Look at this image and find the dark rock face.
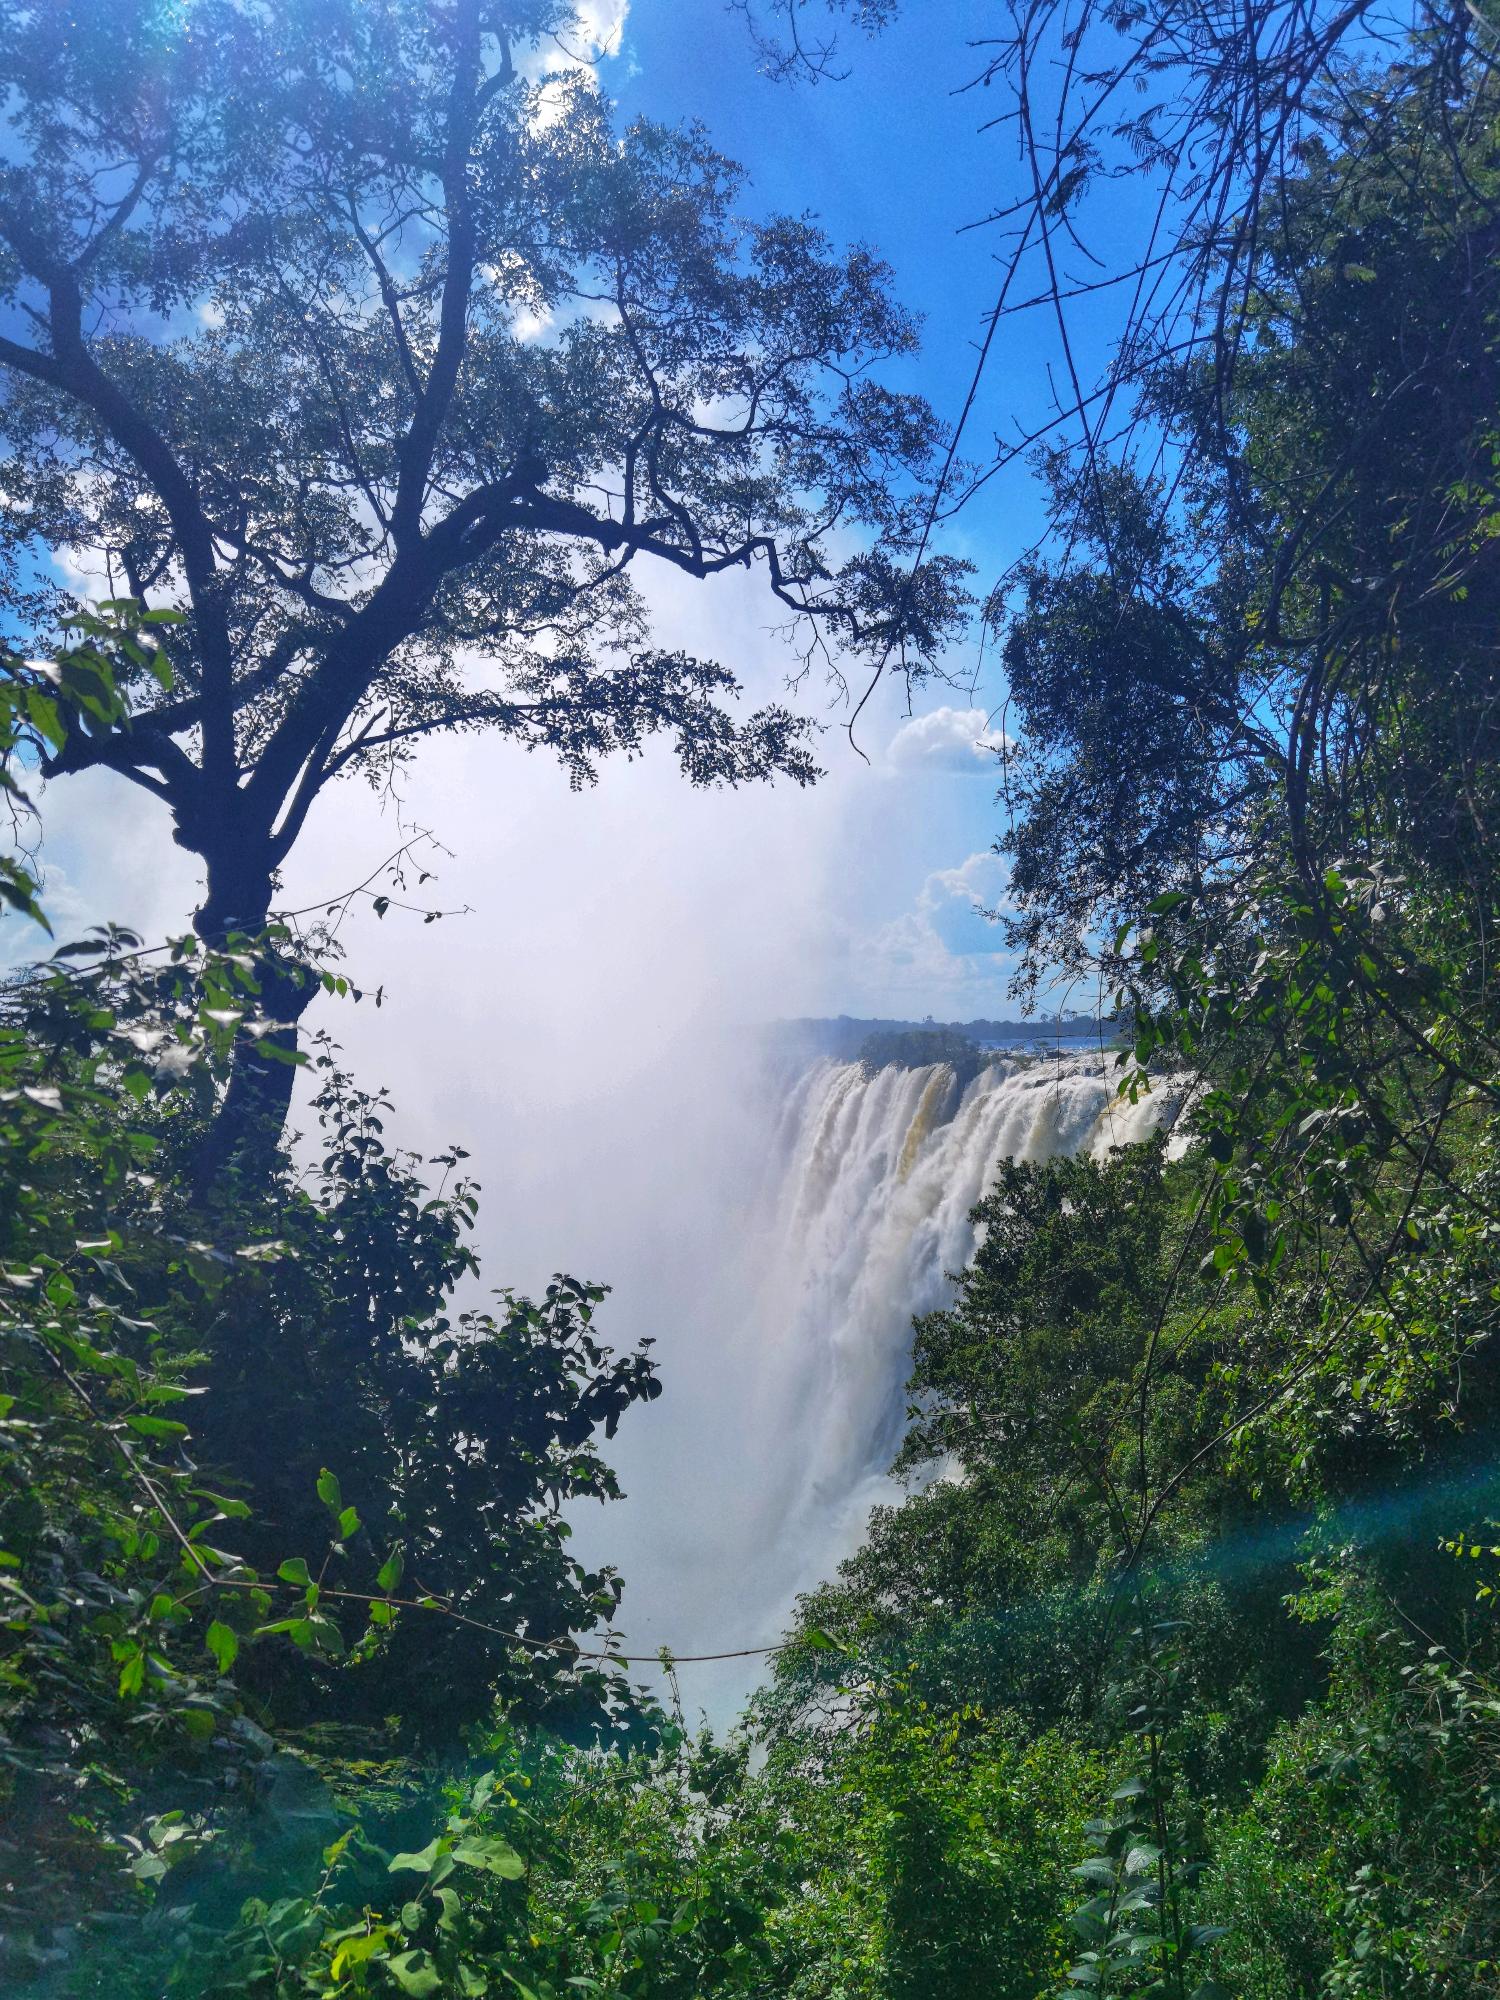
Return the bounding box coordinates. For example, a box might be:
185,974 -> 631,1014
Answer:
855,1026 -> 987,1089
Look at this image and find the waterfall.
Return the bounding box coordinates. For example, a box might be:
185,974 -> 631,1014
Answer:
736,1047 -> 1177,1609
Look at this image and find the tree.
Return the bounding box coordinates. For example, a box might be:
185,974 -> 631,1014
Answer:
766,1142 -> 1288,1735
990,57 -> 1500,1008
0,0 -> 968,1164
189,1055 -> 665,1744
992,461 -> 1260,993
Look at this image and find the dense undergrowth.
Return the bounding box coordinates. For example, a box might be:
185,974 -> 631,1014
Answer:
7,16 -> 1500,2000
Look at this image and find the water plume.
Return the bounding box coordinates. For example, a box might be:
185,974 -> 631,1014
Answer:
593,1045 -> 1178,1718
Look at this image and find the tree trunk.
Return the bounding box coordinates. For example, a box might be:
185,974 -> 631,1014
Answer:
188,838 -> 316,1206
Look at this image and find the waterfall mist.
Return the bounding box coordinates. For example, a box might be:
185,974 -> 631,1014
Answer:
568,1045 -> 1177,1722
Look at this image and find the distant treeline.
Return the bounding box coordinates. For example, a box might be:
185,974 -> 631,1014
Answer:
773,1013 -> 1121,1064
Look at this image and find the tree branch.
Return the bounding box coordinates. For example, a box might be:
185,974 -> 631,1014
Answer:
0,216 -> 233,798
388,0 -> 484,547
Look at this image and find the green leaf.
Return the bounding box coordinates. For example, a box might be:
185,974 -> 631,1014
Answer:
331,1930 -> 396,1979
377,1548 -> 404,1593
252,1035 -> 307,1067
304,1612 -> 344,1655
1240,1208 -> 1271,1264
1073,1859 -> 1118,1887
337,1505 -> 361,1540
389,1838 -> 444,1876
205,1620 -> 239,1673
125,1413 -> 189,1439
277,1557 -> 311,1587
1123,1842 -> 1163,1874
452,1833 -> 525,1879
316,1467 -> 342,1515
1187,1927 -> 1232,1952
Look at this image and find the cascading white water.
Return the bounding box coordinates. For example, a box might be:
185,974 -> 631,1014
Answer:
733,1047 -> 1176,1612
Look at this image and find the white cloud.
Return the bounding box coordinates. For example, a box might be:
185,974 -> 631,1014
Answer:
839,850 -> 1015,1011
887,704 -> 1010,775
574,0 -> 629,58
523,1 -> 630,128
510,301 -> 555,344
2,777 -> 199,971
54,541 -> 113,595
920,850 -> 1010,944
520,0 -> 629,74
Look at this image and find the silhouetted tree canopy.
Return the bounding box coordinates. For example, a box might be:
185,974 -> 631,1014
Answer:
0,0 -> 970,1166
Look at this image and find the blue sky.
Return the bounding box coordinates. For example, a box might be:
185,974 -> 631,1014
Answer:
603,0 -> 1128,1019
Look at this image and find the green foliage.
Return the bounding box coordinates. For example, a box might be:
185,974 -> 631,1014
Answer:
953,50 -> 1500,2000
185,1053 -> 662,1744
0,613 -> 281,1956
894,1140 -> 1203,1505
156,1691 -> 1096,2000
814,1685 -> 1098,1999
994,467 -> 1245,994
773,83 -> 1500,1919
1,618 -> 665,1980
1059,1619 -> 1223,2000
0,603 -> 175,927
0,928 -> 665,1974
1206,1587 -> 1500,1997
